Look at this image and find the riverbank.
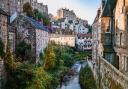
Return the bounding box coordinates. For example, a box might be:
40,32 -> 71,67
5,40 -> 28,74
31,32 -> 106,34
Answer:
79,65 -> 97,89
5,43 -> 88,89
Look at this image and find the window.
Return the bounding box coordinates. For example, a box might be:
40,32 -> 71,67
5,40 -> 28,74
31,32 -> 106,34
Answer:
107,28 -> 110,32
127,58 -> 128,71
127,14 -> 128,31
124,0 -> 125,6
115,33 -> 118,45
124,56 -> 126,71
120,33 -> 122,46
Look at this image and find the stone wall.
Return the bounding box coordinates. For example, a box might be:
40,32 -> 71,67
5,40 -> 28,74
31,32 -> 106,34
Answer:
99,57 -> 128,89
88,56 -> 128,89
0,60 -> 6,89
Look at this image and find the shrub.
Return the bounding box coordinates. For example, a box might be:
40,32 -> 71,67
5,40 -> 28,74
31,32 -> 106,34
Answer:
16,41 -> 31,61
44,46 -> 56,70
79,66 -> 97,89
0,38 -> 4,58
23,2 -> 33,17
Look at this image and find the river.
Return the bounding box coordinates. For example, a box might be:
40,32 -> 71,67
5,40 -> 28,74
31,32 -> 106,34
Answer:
57,61 -> 87,89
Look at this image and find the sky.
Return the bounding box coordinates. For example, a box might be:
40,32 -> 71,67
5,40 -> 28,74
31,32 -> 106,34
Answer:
37,0 -> 101,24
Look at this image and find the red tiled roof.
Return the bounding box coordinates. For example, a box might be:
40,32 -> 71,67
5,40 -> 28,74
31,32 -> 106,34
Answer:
77,33 -> 92,37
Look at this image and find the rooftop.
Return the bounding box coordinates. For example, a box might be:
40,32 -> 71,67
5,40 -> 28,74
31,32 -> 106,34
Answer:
0,8 -> 8,16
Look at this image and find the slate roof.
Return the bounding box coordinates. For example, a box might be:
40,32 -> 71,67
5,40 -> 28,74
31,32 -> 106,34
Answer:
0,8 -> 8,16
77,33 -> 92,38
25,16 -> 48,32
102,0 -> 117,16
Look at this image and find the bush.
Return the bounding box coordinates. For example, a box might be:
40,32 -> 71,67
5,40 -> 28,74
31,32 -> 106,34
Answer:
44,45 -> 56,70
23,2 -> 33,17
0,38 -> 4,58
16,41 -> 31,61
79,66 -> 97,89
6,64 -> 52,89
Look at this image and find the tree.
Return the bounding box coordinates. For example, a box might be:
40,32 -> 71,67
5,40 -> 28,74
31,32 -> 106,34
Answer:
43,18 -> 50,26
44,45 -> 56,70
33,9 -> 50,26
0,38 -> 4,58
4,46 -> 21,71
23,2 -> 33,17
16,41 -> 31,61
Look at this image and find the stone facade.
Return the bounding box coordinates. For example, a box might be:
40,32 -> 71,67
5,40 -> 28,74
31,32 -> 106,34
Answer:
92,8 -> 101,61
0,8 -> 8,52
13,15 -> 48,63
36,28 -> 48,63
49,34 -> 75,47
92,0 -> 128,89
0,8 -> 8,89
114,0 -> 128,76
0,0 -> 9,12
57,8 -> 76,21
49,29 -> 75,47
32,0 -> 48,15
0,60 -> 6,89
75,22 -> 92,51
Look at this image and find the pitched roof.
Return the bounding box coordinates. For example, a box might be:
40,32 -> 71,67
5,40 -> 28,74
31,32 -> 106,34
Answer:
0,8 -> 8,16
102,0 -> 117,16
77,33 -> 92,37
25,16 -> 48,32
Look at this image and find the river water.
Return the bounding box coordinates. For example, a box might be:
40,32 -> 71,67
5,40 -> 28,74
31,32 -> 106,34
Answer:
57,61 -> 87,89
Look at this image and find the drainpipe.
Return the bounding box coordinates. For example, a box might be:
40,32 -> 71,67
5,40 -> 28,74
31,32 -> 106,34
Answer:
99,56 -> 101,89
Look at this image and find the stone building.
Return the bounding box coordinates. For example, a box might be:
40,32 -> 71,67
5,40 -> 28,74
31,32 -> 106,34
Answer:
0,0 -> 9,12
57,8 -> 76,21
12,15 -> 48,63
92,8 -> 101,62
114,0 -> 128,75
0,8 -> 8,89
49,28 -> 75,47
0,8 -> 8,52
8,26 -> 16,53
32,0 -> 48,15
92,0 -> 116,66
75,22 -> 92,51
92,0 -> 128,89
76,33 -> 92,51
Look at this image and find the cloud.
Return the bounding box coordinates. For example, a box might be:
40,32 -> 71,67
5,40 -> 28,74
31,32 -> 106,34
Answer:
37,0 -> 100,24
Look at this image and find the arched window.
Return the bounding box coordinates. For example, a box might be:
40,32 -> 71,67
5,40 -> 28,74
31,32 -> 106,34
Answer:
120,33 -> 122,46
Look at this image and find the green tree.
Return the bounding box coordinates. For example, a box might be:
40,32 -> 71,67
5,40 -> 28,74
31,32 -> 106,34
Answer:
43,18 -> 50,26
23,2 -> 33,17
16,41 -> 31,61
33,9 -> 50,26
0,38 -> 4,58
44,45 -> 56,70
4,46 -> 20,71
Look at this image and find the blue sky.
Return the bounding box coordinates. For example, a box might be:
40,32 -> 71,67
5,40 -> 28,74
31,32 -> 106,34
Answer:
38,0 -> 100,24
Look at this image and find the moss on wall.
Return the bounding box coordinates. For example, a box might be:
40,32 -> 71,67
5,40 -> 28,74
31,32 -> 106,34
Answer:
108,77 -> 123,89
101,75 -> 123,89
